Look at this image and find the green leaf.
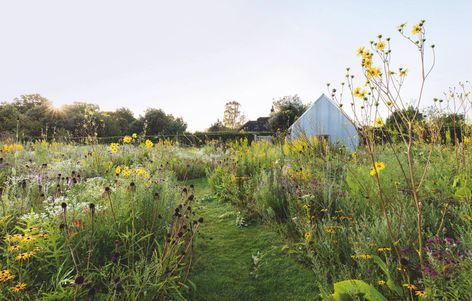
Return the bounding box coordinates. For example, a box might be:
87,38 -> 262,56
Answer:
324,279 -> 388,301
454,186 -> 471,201
372,255 -> 403,296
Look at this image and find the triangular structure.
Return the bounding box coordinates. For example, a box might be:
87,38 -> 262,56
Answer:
288,94 -> 359,151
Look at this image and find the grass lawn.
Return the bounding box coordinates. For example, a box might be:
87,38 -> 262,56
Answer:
185,178 -> 318,301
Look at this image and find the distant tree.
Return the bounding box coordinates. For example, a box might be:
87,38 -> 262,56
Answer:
60,102 -> 101,137
0,102 -> 20,134
207,119 -> 232,132
223,101 -> 246,129
143,108 -> 187,135
268,95 -> 307,132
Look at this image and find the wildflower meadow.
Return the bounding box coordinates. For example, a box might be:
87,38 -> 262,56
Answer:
0,21 -> 471,301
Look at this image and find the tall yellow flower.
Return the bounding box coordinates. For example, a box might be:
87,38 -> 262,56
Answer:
367,67 -> 381,78
110,143 -> 119,154
115,165 -> 122,175
412,24 -> 421,34
376,41 -> 386,51
304,232 -> 312,240
399,68 -> 408,77
353,87 -> 366,98
357,47 -> 365,56
374,117 -> 384,127
145,139 -> 154,149
123,136 -> 132,144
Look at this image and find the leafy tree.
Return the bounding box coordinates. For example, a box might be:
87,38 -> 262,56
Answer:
268,95 -> 307,132
143,108 -> 187,135
223,101 -> 246,129
207,119 -> 232,132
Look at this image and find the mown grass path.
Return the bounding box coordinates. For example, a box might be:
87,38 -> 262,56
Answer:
186,178 -> 317,301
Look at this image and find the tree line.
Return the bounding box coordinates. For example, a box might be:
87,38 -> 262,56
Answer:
0,94 -> 187,140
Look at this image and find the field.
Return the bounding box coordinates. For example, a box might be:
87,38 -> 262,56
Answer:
0,21 -> 471,301
0,135 -> 470,300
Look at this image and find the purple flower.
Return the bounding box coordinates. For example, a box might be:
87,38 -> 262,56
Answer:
36,174 -> 42,185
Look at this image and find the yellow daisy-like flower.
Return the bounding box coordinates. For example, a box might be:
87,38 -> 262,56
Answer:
415,290 -> 427,297
377,247 -> 391,252
122,166 -> 131,177
0,269 -> 15,282
376,41 -> 386,51
304,232 -> 312,240
353,87 -> 366,98
115,165 -> 121,175
15,251 -> 35,261
11,282 -> 27,292
375,162 -> 385,171
412,24 -> 421,34
357,47 -> 365,56
403,283 -> 417,290
367,67 -> 381,78
21,235 -> 36,243
123,136 -> 132,144
399,68 -> 408,77
8,245 -> 21,251
145,139 -> 154,149
109,143 -> 119,154
351,152 -> 357,158
378,280 -> 386,286
374,117 -> 384,127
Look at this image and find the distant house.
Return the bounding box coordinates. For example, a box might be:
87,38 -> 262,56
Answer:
239,117 -> 270,132
288,94 -> 359,151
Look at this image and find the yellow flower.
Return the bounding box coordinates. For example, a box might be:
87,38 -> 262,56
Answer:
320,208 -> 328,213
132,133 -> 137,139
412,24 -> 421,34
403,283 -> 417,290
115,165 -> 121,175
122,166 -> 131,177
399,68 -> 408,77
378,280 -> 386,286
123,136 -> 132,144
15,251 -> 35,261
353,87 -> 366,98
304,232 -> 312,240
357,47 -> 365,56
367,67 -> 381,78
386,100 -> 394,107
145,139 -> 154,149
415,290 -> 427,297
374,117 -> 384,127
377,247 -> 391,252
21,234 -> 36,243
0,269 -> 14,282
375,162 -> 385,171
11,282 -> 27,292
110,143 -> 119,154
8,245 -> 21,251
376,41 -> 386,51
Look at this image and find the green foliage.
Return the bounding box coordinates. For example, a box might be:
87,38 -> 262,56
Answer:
323,280 -> 388,301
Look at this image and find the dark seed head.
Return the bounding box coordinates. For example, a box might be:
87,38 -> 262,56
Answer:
75,276 -> 85,285
198,217 -> 204,223
61,202 -> 67,209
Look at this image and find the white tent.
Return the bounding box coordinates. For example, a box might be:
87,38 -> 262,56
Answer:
288,94 -> 359,151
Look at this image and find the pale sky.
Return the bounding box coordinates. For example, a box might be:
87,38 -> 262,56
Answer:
0,0 -> 471,131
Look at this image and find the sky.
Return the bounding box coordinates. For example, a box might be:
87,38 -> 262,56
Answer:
0,0 -> 471,131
